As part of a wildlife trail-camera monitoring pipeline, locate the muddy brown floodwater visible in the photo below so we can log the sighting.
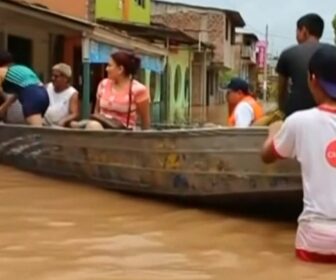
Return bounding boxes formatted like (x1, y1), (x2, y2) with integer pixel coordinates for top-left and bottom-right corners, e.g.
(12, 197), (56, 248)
(0, 166), (334, 280)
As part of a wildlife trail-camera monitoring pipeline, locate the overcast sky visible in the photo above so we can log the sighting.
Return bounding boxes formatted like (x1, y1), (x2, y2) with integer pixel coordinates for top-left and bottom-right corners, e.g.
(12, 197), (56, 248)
(163, 0), (335, 55)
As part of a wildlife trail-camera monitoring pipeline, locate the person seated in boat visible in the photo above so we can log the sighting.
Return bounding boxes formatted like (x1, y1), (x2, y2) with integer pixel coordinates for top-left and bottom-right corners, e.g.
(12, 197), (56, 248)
(261, 44), (336, 263)
(71, 51), (150, 130)
(0, 51), (49, 126)
(226, 77), (264, 127)
(44, 63), (79, 127)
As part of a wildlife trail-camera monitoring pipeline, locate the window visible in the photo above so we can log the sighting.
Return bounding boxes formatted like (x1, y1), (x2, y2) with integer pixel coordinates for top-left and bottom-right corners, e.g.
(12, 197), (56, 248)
(225, 17), (229, 41)
(135, 0), (145, 8)
(230, 25), (235, 44)
(174, 65), (182, 102)
(8, 35), (32, 67)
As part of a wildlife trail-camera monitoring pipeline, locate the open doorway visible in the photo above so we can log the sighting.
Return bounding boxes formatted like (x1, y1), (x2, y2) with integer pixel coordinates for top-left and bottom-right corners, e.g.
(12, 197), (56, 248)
(7, 34), (33, 67)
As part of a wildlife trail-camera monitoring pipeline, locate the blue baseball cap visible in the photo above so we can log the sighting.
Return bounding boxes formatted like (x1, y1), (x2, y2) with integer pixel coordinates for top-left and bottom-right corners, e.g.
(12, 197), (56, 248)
(309, 44), (336, 99)
(226, 77), (249, 94)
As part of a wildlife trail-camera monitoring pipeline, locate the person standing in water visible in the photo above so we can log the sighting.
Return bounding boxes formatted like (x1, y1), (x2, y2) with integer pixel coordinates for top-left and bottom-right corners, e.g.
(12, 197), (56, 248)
(261, 44), (336, 263)
(0, 51), (49, 126)
(276, 13), (324, 118)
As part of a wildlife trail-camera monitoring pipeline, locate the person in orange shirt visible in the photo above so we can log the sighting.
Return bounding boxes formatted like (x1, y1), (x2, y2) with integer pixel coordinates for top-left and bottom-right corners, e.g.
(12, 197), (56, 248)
(226, 78), (264, 127)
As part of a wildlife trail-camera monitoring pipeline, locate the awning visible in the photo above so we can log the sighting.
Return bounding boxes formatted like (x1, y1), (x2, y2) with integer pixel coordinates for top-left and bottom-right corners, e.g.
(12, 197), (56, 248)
(89, 39), (165, 73)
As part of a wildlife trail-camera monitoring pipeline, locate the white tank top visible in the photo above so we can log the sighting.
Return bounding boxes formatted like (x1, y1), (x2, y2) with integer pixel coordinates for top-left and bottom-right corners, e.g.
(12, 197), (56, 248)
(44, 83), (77, 125)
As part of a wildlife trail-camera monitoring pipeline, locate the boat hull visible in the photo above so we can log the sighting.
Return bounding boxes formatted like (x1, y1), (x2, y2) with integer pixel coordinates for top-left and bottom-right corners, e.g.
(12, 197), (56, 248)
(0, 124), (302, 203)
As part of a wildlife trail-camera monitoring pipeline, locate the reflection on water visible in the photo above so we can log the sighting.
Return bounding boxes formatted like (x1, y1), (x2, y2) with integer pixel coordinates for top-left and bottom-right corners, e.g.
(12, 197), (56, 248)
(0, 166), (334, 280)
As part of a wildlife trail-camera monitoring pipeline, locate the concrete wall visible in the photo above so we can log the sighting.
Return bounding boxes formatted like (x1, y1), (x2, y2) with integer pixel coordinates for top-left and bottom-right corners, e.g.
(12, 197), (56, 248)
(233, 33), (258, 88)
(95, 0), (150, 24)
(7, 24), (49, 81)
(137, 48), (192, 124)
(222, 14), (234, 69)
(152, 2), (236, 69)
(0, 8), (84, 83)
(166, 49), (191, 123)
(25, 0), (87, 18)
(95, 0), (123, 21)
(27, 0), (151, 24)
(129, 0), (151, 24)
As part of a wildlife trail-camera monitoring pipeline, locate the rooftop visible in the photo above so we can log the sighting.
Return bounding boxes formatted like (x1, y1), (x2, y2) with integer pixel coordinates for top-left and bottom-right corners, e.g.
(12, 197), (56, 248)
(97, 18), (213, 48)
(152, 0), (245, 27)
(236, 30), (259, 41)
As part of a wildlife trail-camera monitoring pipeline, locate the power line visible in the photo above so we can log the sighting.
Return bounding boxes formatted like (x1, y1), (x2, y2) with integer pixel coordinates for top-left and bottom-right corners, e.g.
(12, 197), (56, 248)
(245, 23), (334, 42)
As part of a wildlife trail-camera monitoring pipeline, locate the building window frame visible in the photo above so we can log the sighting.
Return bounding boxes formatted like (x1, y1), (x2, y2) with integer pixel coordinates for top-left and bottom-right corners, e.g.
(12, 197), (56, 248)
(134, 0), (145, 8)
(225, 16), (229, 41)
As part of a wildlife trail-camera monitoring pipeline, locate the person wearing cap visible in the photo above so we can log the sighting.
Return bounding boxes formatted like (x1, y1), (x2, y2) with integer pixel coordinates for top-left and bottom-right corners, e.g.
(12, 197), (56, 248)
(44, 63), (79, 127)
(0, 51), (49, 126)
(276, 13), (325, 118)
(261, 44), (336, 263)
(226, 77), (264, 127)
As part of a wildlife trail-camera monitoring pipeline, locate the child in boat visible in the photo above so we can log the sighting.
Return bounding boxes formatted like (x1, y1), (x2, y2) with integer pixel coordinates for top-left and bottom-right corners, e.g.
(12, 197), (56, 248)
(261, 44), (336, 263)
(71, 51), (150, 130)
(0, 51), (49, 126)
(226, 77), (264, 127)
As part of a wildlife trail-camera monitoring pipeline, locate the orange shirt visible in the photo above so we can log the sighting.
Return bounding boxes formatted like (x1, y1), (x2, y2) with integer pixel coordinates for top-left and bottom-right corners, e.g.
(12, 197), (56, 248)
(227, 96), (264, 127)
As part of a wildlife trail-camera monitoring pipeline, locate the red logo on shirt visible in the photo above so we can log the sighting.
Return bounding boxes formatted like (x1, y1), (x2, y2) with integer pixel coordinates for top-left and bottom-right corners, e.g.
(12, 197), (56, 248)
(325, 140), (336, 167)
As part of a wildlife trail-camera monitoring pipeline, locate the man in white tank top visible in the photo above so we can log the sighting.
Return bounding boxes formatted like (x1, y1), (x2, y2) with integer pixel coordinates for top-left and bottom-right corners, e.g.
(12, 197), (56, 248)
(261, 44), (336, 263)
(44, 63), (79, 127)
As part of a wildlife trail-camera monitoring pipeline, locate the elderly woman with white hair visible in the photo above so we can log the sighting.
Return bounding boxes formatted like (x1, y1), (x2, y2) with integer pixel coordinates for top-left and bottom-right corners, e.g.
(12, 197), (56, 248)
(44, 63), (80, 127)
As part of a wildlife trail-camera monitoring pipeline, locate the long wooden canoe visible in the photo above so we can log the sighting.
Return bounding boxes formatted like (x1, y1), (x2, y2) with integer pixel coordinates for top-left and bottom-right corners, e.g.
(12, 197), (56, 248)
(0, 123), (302, 204)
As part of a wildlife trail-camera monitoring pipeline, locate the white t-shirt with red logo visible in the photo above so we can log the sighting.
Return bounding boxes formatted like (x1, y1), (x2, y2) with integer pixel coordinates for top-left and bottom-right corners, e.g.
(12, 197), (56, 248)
(272, 105), (336, 255)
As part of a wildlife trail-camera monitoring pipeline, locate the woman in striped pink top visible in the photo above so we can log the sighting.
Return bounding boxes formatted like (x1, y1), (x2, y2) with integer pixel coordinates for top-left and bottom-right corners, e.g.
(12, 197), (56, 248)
(81, 51), (150, 130)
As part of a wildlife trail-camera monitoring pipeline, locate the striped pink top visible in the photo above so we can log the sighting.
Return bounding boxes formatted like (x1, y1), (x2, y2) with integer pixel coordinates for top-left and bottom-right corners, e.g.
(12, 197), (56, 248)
(96, 78), (150, 128)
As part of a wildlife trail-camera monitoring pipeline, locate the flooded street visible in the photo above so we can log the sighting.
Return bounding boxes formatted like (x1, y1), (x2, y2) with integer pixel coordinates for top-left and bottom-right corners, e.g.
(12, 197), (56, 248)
(0, 166), (334, 280)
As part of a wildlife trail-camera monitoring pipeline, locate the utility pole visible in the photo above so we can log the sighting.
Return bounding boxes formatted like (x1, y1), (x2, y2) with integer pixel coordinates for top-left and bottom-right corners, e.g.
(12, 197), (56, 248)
(263, 24), (269, 102)
(81, 0), (96, 118)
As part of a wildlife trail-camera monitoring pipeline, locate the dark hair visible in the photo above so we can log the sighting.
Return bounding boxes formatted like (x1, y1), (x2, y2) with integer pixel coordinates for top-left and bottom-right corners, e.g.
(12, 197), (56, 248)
(308, 44), (336, 81)
(111, 51), (141, 77)
(0, 51), (13, 67)
(297, 13), (324, 38)
(308, 44), (336, 100)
